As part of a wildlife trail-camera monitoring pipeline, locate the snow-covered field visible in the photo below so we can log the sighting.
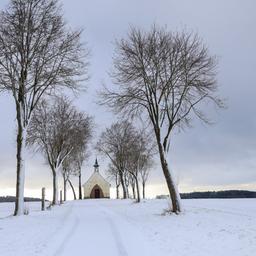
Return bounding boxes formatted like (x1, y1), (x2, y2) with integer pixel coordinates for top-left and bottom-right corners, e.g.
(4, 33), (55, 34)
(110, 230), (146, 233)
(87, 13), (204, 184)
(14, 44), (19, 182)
(0, 199), (255, 256)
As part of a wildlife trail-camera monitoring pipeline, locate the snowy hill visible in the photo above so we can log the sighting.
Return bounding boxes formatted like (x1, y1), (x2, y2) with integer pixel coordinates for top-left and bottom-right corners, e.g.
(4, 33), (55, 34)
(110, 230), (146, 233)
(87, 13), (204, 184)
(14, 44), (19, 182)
(0, 199), (255, 256)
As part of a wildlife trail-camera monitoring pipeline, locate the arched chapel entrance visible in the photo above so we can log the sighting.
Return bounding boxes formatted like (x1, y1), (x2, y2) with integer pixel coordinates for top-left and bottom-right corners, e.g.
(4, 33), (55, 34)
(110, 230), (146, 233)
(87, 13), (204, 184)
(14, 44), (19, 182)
(90, 184), (104, 198)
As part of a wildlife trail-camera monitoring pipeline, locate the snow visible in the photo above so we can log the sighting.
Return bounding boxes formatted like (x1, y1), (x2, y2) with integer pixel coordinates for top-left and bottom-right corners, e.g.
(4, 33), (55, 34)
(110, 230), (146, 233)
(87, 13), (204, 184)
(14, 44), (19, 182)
(0, 199), (255, 256)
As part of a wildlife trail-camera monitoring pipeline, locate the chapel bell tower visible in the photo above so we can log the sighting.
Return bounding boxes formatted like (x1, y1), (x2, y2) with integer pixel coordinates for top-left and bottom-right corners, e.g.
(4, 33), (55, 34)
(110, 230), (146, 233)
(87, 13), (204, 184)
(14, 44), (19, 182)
(94, 158), (99, 172)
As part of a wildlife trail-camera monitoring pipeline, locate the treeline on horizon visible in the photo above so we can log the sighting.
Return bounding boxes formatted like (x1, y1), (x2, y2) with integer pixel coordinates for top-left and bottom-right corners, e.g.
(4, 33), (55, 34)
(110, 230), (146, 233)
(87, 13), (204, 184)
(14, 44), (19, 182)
(157, 190), (256, 199)
(1, 190), (256, 203)
(0, 196), (48, 203)
(181, 190), (256, 199)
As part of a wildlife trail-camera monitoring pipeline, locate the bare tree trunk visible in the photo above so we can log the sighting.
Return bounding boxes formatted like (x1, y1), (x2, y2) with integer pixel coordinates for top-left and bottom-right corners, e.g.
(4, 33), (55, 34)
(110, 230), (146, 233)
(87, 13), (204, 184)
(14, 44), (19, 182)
(126, 186), (130, 198)
(116, 184), (120, 199)
(52, 169), (59, 205)
(142, 181), (145, 199)
(78, 171), (82, 200)
(157, 139), (181, 213)
(135, 177), (140, 203)
(115, 174), (120, 199)
(14, 106), (26, 216)
(63, 177), (67, 201)
(68, 179), (77, 200)
(129, 172), (140, 203)
(124, 174), (130, 198)
(131, 182), (136, 199)
(60, 190), (63, 204)
(119, 173), (127, 199)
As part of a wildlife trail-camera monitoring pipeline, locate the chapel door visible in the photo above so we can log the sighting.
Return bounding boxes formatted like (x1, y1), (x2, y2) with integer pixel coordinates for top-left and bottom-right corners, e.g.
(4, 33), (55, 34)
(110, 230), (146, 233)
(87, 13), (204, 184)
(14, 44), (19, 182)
(95, 188), (100, 198)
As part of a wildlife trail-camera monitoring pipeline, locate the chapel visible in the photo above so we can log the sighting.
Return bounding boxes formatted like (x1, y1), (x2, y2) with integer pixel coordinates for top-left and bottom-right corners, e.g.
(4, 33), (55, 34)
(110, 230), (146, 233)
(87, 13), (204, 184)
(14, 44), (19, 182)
(83, 158), (111, 199)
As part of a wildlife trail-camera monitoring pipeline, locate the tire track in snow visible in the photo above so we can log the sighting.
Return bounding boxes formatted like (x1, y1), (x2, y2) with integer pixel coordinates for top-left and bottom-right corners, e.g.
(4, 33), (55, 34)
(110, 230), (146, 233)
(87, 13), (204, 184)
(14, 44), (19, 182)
(106, 215), (128, 256)
(92, 203), (128, 256)
(52, 214), (79, 256)
(40, 202), (79, 256)
(51, 201), (124, 256)
(99, 205), (159, 256)
(47, 201), (158, 256)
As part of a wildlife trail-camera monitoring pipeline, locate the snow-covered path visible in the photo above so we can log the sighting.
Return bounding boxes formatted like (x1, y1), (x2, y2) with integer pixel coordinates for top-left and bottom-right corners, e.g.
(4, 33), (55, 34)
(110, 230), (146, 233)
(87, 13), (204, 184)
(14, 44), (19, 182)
(0, 199), (256, 256)
(48, 200), (159, 256)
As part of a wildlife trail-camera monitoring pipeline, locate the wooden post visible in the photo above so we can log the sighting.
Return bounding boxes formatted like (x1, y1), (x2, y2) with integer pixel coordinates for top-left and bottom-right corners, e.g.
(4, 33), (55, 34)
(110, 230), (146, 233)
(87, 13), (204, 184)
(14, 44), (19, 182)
(41, 187), (45, 211)
(60, 190), (63, 204)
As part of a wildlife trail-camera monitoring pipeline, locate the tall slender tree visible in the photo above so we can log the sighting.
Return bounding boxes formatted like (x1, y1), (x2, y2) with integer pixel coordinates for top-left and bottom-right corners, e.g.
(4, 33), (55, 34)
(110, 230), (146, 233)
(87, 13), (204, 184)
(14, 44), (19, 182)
(100, 26), (224, 213)
(0, 0), (88, 215)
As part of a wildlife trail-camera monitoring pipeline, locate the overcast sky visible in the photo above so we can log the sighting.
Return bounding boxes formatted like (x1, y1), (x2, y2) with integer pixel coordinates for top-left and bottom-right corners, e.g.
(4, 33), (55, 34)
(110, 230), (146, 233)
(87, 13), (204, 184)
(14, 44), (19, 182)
(0, 0), (255, 199)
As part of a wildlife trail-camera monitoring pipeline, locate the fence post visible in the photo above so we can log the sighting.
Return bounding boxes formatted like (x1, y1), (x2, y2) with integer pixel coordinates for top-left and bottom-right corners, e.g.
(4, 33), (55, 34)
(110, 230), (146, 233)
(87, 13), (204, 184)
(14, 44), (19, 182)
(41, 187), (45, 211)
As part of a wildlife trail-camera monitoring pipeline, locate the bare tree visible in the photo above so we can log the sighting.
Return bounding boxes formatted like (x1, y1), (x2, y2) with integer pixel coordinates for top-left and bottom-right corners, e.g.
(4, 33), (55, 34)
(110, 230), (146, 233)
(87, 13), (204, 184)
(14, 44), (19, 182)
(100, 26), (224, 213)
(106, 163), (120, 199)
(137, 131), (155, 200)
(125, 134), (142, 203)
(68, 179), (77, 200)
(62, 124), (92, 201)
(27, 97), (92, 205)
(126, 128), (154, 203)
(0, 0), (89, 215)
(98, 121), (153, 203)
(62, 156), (74, 201)
(62, 155), (78, 201)
(96, 121), (135, 199)
(76, 149), (91, 200)
(62, 135), (92, 200)
(139, 159), (152, 199)
(62, 166), (69, 202)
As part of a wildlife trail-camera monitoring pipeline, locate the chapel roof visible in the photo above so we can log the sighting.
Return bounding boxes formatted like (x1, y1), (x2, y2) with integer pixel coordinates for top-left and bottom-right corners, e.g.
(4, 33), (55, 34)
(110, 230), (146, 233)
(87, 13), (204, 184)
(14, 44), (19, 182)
(82, 159), (111, 187)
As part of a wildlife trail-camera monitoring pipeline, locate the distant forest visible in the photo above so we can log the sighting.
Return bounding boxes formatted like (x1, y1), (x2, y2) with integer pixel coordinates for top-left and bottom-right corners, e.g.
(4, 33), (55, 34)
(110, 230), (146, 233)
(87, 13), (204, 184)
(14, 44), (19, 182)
(1, 190), (256, 203)
(157, 190), (256, 199)
(181, 190), (256, 199)
(0, 196), (43, 203)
